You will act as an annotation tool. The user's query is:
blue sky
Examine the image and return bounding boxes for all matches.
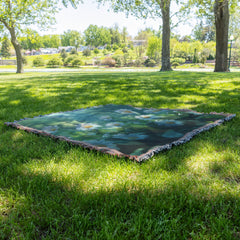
[41,1,195,37]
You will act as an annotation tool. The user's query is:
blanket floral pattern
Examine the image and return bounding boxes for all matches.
[13,104,231,157]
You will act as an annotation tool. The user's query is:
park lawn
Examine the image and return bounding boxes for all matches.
[0,71,239,239]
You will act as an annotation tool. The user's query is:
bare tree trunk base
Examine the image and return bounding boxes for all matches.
[214,0,229,72]
[160,0,172,73]
[160,67,173,72]
[16,69,24,74]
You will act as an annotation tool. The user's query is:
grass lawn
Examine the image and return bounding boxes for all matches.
[0,71,239,239]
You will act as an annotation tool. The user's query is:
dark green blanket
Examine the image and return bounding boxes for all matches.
[6,104,235,162]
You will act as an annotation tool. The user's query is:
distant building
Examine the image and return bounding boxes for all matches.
[132,40,147,47]
[58,46,75,53]
[39,48,58,54]
[78,45,89,52]
[97,46,106,50]
[24,50,41,55]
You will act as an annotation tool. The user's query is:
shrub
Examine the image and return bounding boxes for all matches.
[114,49,124,56]
[122,47,128,53]
[232,48,240,62]
[102,57,116,67]
[71,57,83,67]
[123,53,130,67]
[33,56,45,67]
[126,60,134,67]
[94,48,99,54]
[64,56,75,66]
[147,36,161,62]
[60,49,68,60]
[112,55,123,67]
[82,49,91,57]
[47,57,62,68]
[94,58,101,66]
[112,44,119,51]
[170,58,185,65]
[171,62,180,68]
[106,45,112,51]
[144,58,156,67]
[129,43,134,50]
[173,50,187,59]
[208,54,215,60]
[200,56,207,64]
[64,56,83,67]
[22,56,28,65]
[193,49,199,63]
[133,58,143,67]
[70,48,78,55]
[103,49,108,55]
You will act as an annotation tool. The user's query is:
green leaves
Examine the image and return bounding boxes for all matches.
[61,30,83,48]
[84,25,111,47]
[0,0,60,31]
[62,0,83,9]
[0,36,11,58]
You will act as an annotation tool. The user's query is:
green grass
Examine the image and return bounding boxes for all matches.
[0,71,239,239]
[0,65,17,69]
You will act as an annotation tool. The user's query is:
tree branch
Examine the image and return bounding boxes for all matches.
[0,17,11,30]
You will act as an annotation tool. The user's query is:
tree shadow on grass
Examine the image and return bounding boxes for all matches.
[1,71,239,172]
[0,71,240,239]
[0,135,240,239]
[0,71,216,118]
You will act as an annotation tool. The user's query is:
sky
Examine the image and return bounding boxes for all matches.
[40,1,195,37]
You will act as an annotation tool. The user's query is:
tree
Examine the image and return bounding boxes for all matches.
[0,0,61,73]
[193,21,215,42]
[188,0,239,72]
[0,0,82,73]
[180,35,193,42]
[96,0,177,71]
[60,49,68,60]
[134,28,154,45]
[121,27,129,44]
[61,30,83,49]
[84,25,111,47]
[20,29,42,51]
[229,5,240,40]
[214,0,229,71]
[109,24,121,45]
[39,34,61,48]
[159,0,172,71]
[1,36,11,59]
[146,36,162,63]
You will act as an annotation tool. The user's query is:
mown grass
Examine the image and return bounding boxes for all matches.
[0,71,239,239]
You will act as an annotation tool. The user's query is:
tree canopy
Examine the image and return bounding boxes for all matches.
[96,0,184,71]
[84,25,111,47]
[0,0,59,30]
[61,30,83,49]
[0,36,11,59]
[0,0,83,73]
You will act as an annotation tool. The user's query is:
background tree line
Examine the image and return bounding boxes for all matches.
[0,0,239,73]
[14,25,130,51]
[1,25,240,69]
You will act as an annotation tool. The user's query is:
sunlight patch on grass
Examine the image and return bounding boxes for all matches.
[22,157,143,192]
[0,189,28,230]
[9,100,21,105]
[0,193,11,221]
[0,71,239,239]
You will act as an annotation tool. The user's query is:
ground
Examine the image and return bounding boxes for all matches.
[0,71,239,239]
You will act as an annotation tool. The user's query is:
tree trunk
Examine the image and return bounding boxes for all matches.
[160,0,172,71]
[9,27,24,73]
[214,0,229,72]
